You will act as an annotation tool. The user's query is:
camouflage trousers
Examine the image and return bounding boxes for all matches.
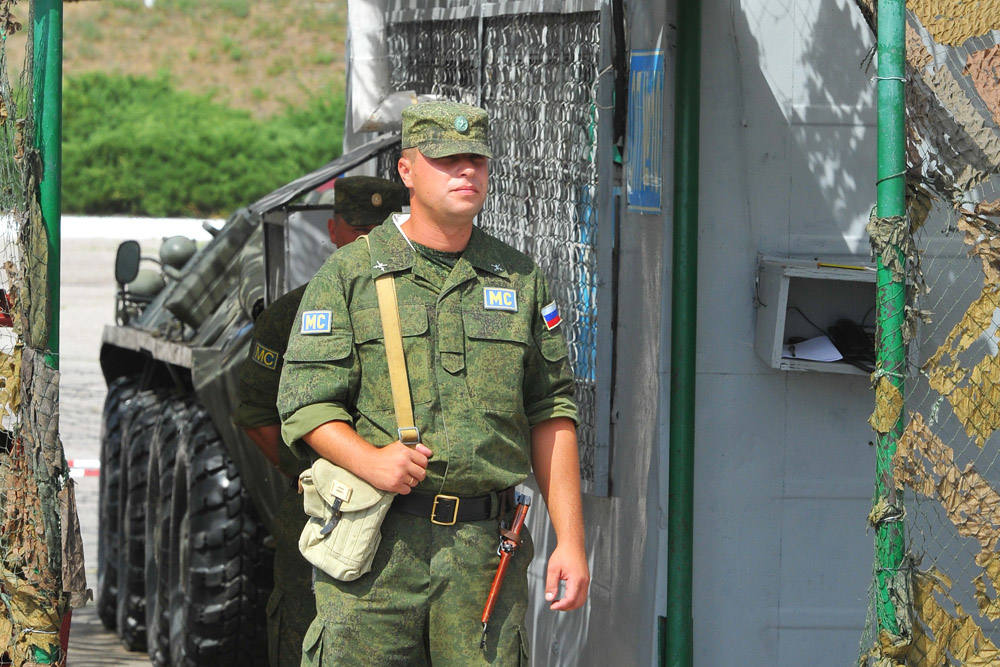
[301,508,533,666]
[267,487,316,667]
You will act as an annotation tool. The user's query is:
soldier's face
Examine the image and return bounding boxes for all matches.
[398,150,488,223]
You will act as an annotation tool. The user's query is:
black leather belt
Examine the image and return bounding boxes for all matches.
[391,487,515,526]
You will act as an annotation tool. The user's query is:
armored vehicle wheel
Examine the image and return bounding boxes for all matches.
[97,375,139,631]
[167,402,270,666]
[144,395,188,666]
[116,388,162,651]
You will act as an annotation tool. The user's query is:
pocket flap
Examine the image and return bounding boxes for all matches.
[353,305,429,344]
[311,459,388,511]
[285,332,353,362]
[538,332,569,362]
[463,311,529,343]
[302,621,324,653]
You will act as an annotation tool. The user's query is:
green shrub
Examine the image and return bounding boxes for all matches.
[63,72,345,216]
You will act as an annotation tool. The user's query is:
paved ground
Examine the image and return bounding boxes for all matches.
[61,236,165,666]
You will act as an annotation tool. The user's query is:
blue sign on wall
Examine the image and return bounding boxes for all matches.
[626,50,664,214]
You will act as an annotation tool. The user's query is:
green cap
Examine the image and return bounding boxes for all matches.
[401,101,493,158]
[328,176,409,227]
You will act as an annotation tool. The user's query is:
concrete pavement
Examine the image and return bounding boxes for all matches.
[62,236,163,666]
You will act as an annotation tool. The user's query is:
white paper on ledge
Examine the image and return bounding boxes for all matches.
[782,335,843,362]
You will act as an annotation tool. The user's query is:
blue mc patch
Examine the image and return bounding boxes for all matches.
[483,287,518,312]
[300,310,332,334]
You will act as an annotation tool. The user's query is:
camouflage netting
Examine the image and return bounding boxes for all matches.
[383,6,604,490]
[1,3,87,666]
[855,0,1000,664]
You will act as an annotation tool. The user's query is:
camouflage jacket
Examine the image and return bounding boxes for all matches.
[277,218,578,495]
[233,283,309,478]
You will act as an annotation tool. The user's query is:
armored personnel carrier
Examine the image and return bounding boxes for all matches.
[97,135,400,663]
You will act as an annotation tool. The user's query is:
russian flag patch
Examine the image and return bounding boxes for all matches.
[541,301,561,330]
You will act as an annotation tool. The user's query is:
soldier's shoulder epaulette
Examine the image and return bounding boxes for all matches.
[474,226,537,277]
[319,238,372,279]
[255,283,308,336]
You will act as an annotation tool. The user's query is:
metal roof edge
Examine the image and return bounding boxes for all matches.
[247,133,401,217]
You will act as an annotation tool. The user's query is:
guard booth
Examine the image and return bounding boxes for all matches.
[288,0,886,664]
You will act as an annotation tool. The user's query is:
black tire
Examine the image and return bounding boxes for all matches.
[167,402,271,666]
[144,395,187,666]
[97,375,139,631]
[116,388,162,652]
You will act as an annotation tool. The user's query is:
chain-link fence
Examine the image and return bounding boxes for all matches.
[1,3,85,665]
[856,0,1000,663]
[383,5,605,489]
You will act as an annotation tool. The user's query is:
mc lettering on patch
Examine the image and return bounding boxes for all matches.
[251,341,280,371]
[483,287,518,312]
[300,310,332,334]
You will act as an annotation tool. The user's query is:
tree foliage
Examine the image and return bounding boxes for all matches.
[63,72,345,216]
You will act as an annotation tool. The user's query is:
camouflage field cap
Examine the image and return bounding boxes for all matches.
[401,101,493,158]
[331,176,409,227]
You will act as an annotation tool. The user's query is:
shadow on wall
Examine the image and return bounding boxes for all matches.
[740,0,877,257]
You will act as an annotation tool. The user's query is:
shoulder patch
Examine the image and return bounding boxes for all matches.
[483,287,518,312]
[300,310,332,334]
[251,341,280,371]
[541,301,562,330]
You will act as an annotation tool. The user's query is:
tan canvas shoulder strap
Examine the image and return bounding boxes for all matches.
[361,236,419,445]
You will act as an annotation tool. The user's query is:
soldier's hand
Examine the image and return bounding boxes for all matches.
[363,441,433,494]
[544,543,590,612]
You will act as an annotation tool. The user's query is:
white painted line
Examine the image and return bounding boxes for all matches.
[62,216,225,241]
[67,459,101,479]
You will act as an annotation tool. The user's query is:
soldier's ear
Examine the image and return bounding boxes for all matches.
[397,152,414,188]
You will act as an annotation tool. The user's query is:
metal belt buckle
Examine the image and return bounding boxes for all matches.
[431,494,460,526]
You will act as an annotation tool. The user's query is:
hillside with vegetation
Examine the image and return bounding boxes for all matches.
[6,0,350,216]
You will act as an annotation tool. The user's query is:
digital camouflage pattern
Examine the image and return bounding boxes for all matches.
[266,490,317,666]
[301,510,532,666]
[278,219,578,494]
[233,283,315,666]
[277,218,577,664]
[401,101,493,158]
[234,284,307,454]
[333,176,409,228]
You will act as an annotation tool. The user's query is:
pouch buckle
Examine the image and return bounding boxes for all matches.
[431,494,460,526]
[398,426,421,446]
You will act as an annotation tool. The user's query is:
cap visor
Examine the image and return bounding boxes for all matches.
[418,140,493,159]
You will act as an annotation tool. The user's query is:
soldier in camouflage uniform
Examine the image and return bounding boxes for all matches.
[278,101,590,665]
[233,176,408,667]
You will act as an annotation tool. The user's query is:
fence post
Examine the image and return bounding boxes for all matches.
[873,0,906,643]
[664,0,701,665]
[32,0,62,370]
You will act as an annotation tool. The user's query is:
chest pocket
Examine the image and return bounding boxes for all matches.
[351,305,433,411]
[463,310,530,410]
[284,331,354,363]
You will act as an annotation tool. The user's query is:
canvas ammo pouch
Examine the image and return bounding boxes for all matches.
[297,234,416,582]
[297,459,393,581]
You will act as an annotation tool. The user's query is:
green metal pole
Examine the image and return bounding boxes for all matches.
[33,0,62,370]
[874,0,906,641]
[664,0,701,664]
